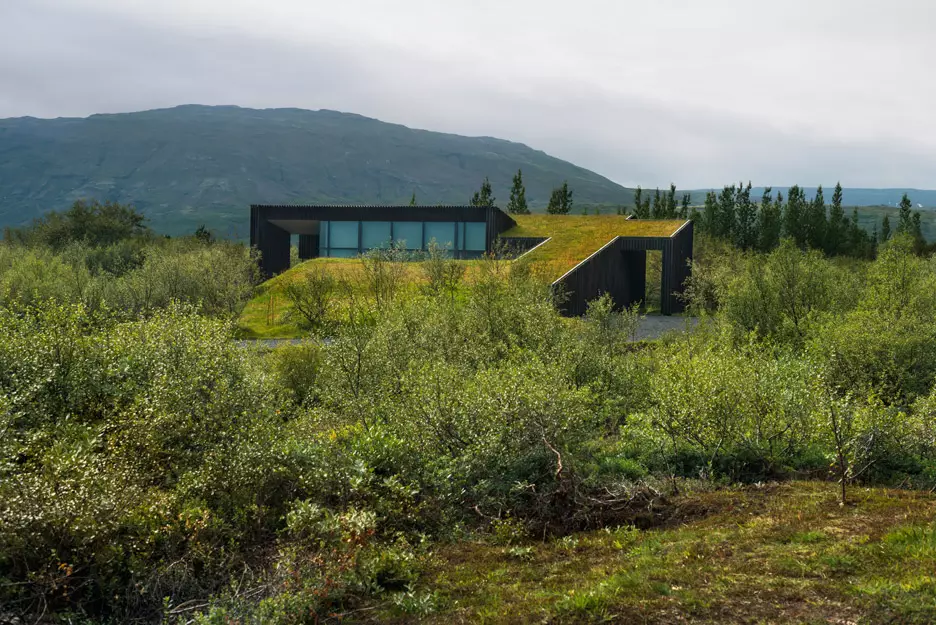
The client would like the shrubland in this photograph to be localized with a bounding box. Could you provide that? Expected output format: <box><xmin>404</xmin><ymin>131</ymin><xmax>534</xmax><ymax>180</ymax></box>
<box><xmin>5</xmin><ymin>204</ymin><xmax>936</xmax><ymax>622</ymax></box>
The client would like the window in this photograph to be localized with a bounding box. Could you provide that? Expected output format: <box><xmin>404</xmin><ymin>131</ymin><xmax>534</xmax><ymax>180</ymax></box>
<box><xmin>424</xmin><ymin>221</ymin><xmax>456</xmax><ymax>249</ymax></box>
<box><xmin>464</xmin><ymin>222</ymin><xmax>486</xmax><ymax>251</ymax></box>
<box><xmin>392</xmin><ymin>221</ymin><xmax>423</xmax><ymax>250</ymax></box>
<box><xmin>362</xmin><ymin>221</ymin><xmax>391</xmax><ymax>249</ymax></box>
<box><xmin>329</xmin><ymin>221</ymin><xmax>359</xmax><ymax>249</ymax></box>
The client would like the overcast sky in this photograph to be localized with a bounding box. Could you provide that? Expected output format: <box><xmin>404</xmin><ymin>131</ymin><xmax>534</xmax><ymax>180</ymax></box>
<box><xmin>2</xmin><ymin>0</ymin><xmax>935</xmax><ymax>188</ymax></box>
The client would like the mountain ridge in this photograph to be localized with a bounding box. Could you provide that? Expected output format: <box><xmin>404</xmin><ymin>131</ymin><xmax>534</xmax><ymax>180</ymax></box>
<box><xmin>0</xmin><ymin>104</ymin><xmax>634</xmax><ymax>236</ymax></box>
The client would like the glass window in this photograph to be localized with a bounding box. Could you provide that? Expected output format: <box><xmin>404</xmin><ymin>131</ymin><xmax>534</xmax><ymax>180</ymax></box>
<box><xmin>361</xmin><ymin>221</ymin><xmax>391</xmax><ymax>249</ymax></box>
<box><xmin>392</xmin><ymin>221</ymin><xmax>423</xmax><ymax>250</ymax></box>
<box><xmin>329</xmin><ymin>221</ymin><xmax>359</xmax><ymax>249</ymax></box>
<box><xmin>424</xmin><ymin>221</ymin><xmax>456</xmax><ymax>249</ymax></box>
<box><xmin>464</xmin><ymin>222</ymin><xmax>486</xmax><ymax>251</ymax></box>
<box><xmin>319</xmin><ymin>221</ymin><xmax>330</xmax><ymax>255</ymax></box>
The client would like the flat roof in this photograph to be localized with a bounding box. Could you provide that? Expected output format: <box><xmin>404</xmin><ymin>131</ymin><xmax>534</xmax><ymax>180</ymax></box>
<box><xmin>502</xmin><ymin>214</ymin><xmax>688</xmax><ymax>280</ymax></box>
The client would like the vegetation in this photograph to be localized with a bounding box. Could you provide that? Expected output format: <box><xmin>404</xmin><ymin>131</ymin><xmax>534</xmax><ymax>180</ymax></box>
<box><xmin>546</xmin><ymin>181</ymin><xmax>574</xmax><ymax>214</ymax></box>
<box><xmin>8</xmin><ymin>196</ymin><xmax>936</xmax><ymax>623</ymax></box>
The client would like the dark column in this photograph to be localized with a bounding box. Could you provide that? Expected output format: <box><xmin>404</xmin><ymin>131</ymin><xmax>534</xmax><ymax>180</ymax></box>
<box><xmin>660</xmin><ymin>222</ymin><xmax>694</xmax><ymax>315</ymax></box>
<box><xmin>298</xmin><ymin>234</ymin><xmax>319</xmax><ymax>260</ymax></box>
<box><xmin>252</xmin><ymin>214</ymin><xmax>290</xmax><ymax>278</ymax></box>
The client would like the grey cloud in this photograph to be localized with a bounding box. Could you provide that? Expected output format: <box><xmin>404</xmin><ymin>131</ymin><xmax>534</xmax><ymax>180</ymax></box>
<box><xmin>2</xmin><ymin>0</ymin><xmax>935</xmax><ymax>188</ymax></box>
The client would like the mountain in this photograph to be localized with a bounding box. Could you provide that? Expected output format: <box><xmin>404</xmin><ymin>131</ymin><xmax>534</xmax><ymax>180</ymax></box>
<box><xmin>686</xmin><ymin>186</ymin><xmax>936</xmax><ymax>208</ymax></box>
<box><xmin>0</xmin><ymin>105</ymin><xmax>634</xmax><ymax>237</ymax></box>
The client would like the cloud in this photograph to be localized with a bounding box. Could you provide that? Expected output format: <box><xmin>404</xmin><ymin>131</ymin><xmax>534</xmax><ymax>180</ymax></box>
<box><xmin>2</xmin><ymin>0</ymin><xmax>935</xmax><ymax>188</ymax></box>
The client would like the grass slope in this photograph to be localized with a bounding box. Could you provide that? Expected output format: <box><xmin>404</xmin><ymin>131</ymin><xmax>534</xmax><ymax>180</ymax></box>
<box><xmin>0</xmin><ymin>105</ymin><xmax>634</xmax><ymax>236</ymax></box>
<box><xmin>366</xmin><ymin>482</ymin><xmax>936</xmax><ymax>624</ymax></box>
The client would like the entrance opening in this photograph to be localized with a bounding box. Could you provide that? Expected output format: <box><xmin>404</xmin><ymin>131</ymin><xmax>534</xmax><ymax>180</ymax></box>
<box><xmin>644</xmin><ymin>250</ymin><xmax>663</xmax><ymax>313</ymax></box>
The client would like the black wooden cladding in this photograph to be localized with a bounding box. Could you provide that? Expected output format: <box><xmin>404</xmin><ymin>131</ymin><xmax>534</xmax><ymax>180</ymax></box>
<box><xmin>553</xmin><ymin>221</ymin><xmax>693</xmax><ymax>317</ymax></box>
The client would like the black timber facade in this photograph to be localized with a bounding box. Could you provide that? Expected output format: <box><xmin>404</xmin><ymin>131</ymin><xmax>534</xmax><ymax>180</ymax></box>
<box><xmin>250</xmin><ymin>204</ymin><xmax>516</xmax><ymax>277</ymax></box>
<box><xmin>553</xmin><ymin>221</ymin><xmax>693</xmax><ymax>316</ymax></box>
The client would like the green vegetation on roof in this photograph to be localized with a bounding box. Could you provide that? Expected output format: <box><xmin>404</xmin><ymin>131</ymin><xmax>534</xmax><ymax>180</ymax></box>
<box><xmin>503</xmin><ymin>214</ymin><xmax>687</xmax><ymax>279</ymax></box>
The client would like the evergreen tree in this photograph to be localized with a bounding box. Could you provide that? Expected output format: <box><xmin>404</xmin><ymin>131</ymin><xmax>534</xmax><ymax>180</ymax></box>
<box><xmin>757</xmin><ymin>187</ymin><xmax>782</xmax><ymax>252</ymax></box>
<box><xmin>805</xmin><ymin>186</ymin><xmax>828</xmax><ymax>250</ymax></box>
<box><xmin>547</xmin><ymin>181</ymin><xmax>573</xmax><ymax>214</ymax></box>
<box><xmin>701</xmin><ymin>191</ymin><xmax>718</xmax><ymax>233</ymax></box>
<box><xmin>897</xmin><ymin>193</ymin><xmax>914</xmax><ymax>234</ymax></box>
<box><xmin>715</xmin><ymin>184</ymin><xmax>737</xmax><ymax>239</ymax></box>
<box><xmin>506</xmin><ymin>169</ymin><xmax>530</xmax><ymax>214</ymax></box>
<box><xmin>734</xmin><ymin>181</ymin><xmax>757</xmax><ymax>250</ymax></box>
<box><xmin>651</xmin><ymin>188</ymin><xmax>664</xmax><ymax>219</ymax></box>
<box><xmin>880</xmin><ymin>214</ymin><xmax>891</xmax><ymax>242</ymax></box>
<box><xmin>634</xmin><ymin>186</ymin><xmax>651</xmax><ymax>219</ymax></box>
<box><xmin>410</xmin><ymin>191</ymin><xmax>417</xmax><ymax>206</ymax></box>
<box><xmin>679</xmin><ymin>193</ymin><xmax>691</xmax><ymax>219</ymax></box>
<box><xmin>826</xmin><ymin>182</ymin><xmax>845</xmax><ymax>255</ymax></box>
<box><xmin>470</xmin><ymin>177</ymin><xmax>495</xmax><ymax>207</ymax></box>
<box><xmin>783</xmin><ymin>185</ymin><xmax>808</xmax><ymax>247</ymax></box>
<box><xmin>665</xmin><ymin>184</ymin><xmax>678</xmax><ymax>218</ymax></box>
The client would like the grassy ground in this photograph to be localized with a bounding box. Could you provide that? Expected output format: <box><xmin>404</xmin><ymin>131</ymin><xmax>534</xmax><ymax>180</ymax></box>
<box><xmin>363</xmin><ymin>482</ymin><xmax>936</xmax><ymax>624</ymax></box>
<box><xmin>505</xmin><ymin>215</ymin><xmax>685</xmax><ymax>280</ymax></box>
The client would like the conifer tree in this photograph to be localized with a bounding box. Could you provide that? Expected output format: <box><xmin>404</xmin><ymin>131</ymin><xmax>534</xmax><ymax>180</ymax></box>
<box><xmin>506</xmin><ymin>169</ymin><xmax>530</xmax><ymax>214</ymax></box>
<box><xmin>783</xmin><ymin>185</ymin><xmax>808</xmax><ymax>247</ymax></box>
<box><xmin>679</xmin><ymin>193</ymin><xmax>691</xmax><ymax>219</ymax></box>
<box><xmin>651</xmin><ymin>188</ymin><xmax>664</xmax><ymax>219</ymax></box>
<box><xmin>547</xmin><ymin>181</ymin><xmax>573</xmax><ymax>214</ymax></box>
<box><xmin>826</xmin><ymin>182</ymin><xmax>845</xmax><ymax>255</ymax></box>
<box><xmin>701</xmin><ymin>191</ymin><xmax>718</xmax><ymax>233</ymax></box>
<box><xmin>410</xmin><ymin>191</ymin><xmax>417</xmax><ymax>206</ymax></box>
<box><xmin>715</xmin><ymin>184</ymin><xmax>737</xmax><ymax>239</ymax></box>
<box><xmin>805</xmin><ymin>186</ymin><xmax>828</xmax><ymax>250</ymax></box>
<box><xmin>634</xmin><ymin>186</ymin><xmax>643</xmax><ymax>216</ymax></box>
<box><xmin>665</xmin><ymin>184</ymin><xmax>678</xmax><ymax>218</ymax></box>
<box><xmin>881</xmin><ymin>214</ymin><xmax>891</xmax><ymax>242</ymax></box>
<box><xmin>470</xmin><ymin>177</ymin><xmax>495</xmax><ymax>207</ymax></box>
<box><xmin>897</xmin><ymin>193</ymin><xmax>914</xmax><ymax>234</ymax></box>
<box><xmin>757</xmin><ymin>187</ymin><xmax>782</xmax><ymax>252</ymax></box>
<box><xmin>734</xmin><ymin>181</ymin><xmax>757</xmax><ymax>250</ymax></box>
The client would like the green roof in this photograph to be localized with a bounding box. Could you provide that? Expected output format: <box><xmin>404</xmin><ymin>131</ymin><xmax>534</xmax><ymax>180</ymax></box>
<box><xmin>503</xmin><ymin>215</ymin><xmax>687</xmax><ymax>280</ymax></box>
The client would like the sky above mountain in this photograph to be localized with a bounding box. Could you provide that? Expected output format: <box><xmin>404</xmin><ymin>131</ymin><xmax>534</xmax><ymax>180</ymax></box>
<box><xmin>2</xmin><ymin>0</ymin><xmax>935</xmax><ymax>189</ymax></box>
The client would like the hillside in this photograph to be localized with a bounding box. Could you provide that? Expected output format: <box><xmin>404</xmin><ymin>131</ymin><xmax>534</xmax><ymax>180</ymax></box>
<box><xmin>0</xmin><ymin>105</ymin><xmax>634</xmax><ymax>236</ymax></box>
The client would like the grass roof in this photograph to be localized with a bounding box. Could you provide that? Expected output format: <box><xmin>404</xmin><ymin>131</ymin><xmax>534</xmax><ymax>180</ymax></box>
<box><xmin>503</xmin><ymin>215</ymin><xmax>687</xmax><ymax>279</ymax></box>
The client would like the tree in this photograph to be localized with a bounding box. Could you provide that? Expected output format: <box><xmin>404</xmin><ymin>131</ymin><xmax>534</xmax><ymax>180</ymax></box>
<box><xmin>805</xmin><ymin>186</ymin><xmax>828</xmax><ymax>250</ymax></box>
<box><xmin>547</xmin><ymin>181</ymin><xmax>574</xmax><ymax>214</ymax></box>
<box><xmin>410</xmin><ymin>191</ymin><xmax>417</xmax><ymax>206</ymax></box>
<box><xmin>634</xmin><ymin>186</ymin><xmax>644</xmax><ymax>217</ymax></box>
<box><xmin>470</xmin><ymin>177</ymin><xmax>495</xmax><ymax>207</ymax></box>
<box><xmin>897</xmin><ymin>193</ymin><xmax>914</xmax><ymax>234</ymax></box>
<box><xmin>734</xmin><ymin>181</ymin><xmax>757</xmax><ymax>250</ymax></box>
<box><xmin>194</xmin><ymin>225</ymin><xmax>214</xmax><ymax>244</ymax></box>
<box><xmin>701</xmin><ymin>191</ymin><xmax>718</xmax><ymax>233</ymax></box>
<box><xmin>679</xmin><ymin>193</ymin><xmax>691</xmax><ymax>219</ymax></box>
<box><xmin>665</xmin><ymin>184</ymin><xmax>678</xmax><ymax>218</ymax></box>
<box><xmin>757</xmin><ymin>187</ymin><xmax>782</xmax><ymax>252</ymax></box>
<box><xmin>651</xmin><ymin>188</ymin><xmax>664</xmax><ymax>219</ymax></box>
<box><xmin>881</xmin><ymin>215</ymin><xmax>891</xmax><ymax>243</ymax></box>
<box><xmin>506</xmin><ymin>169</ymin><xmax>530</xmax><ymax>215</ymax></box>
<box><xmin>714</xmin><ymin>184</ymin><xmax>737</xmax><ymax>239</ymax></box>
<box><xmin>826</xmin><ymin>183</ymin><xmax>846</xmax><ymax>255</ymax></box>
<box><xmin>783</xmin><ymin>185</ymin><xmax>808</xmax><ymax>247</ymax></box>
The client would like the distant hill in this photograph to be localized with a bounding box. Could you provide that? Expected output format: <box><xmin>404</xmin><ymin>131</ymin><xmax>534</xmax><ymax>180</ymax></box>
<box><xmin>686</xmin><ymin>186</ymin><xmax>936</xmax><ymax>209</ymax></box>
<box><xmin>0</xmin><ymin>105</ymin><xmax>635</xmax><ymax>237</ymax></box>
